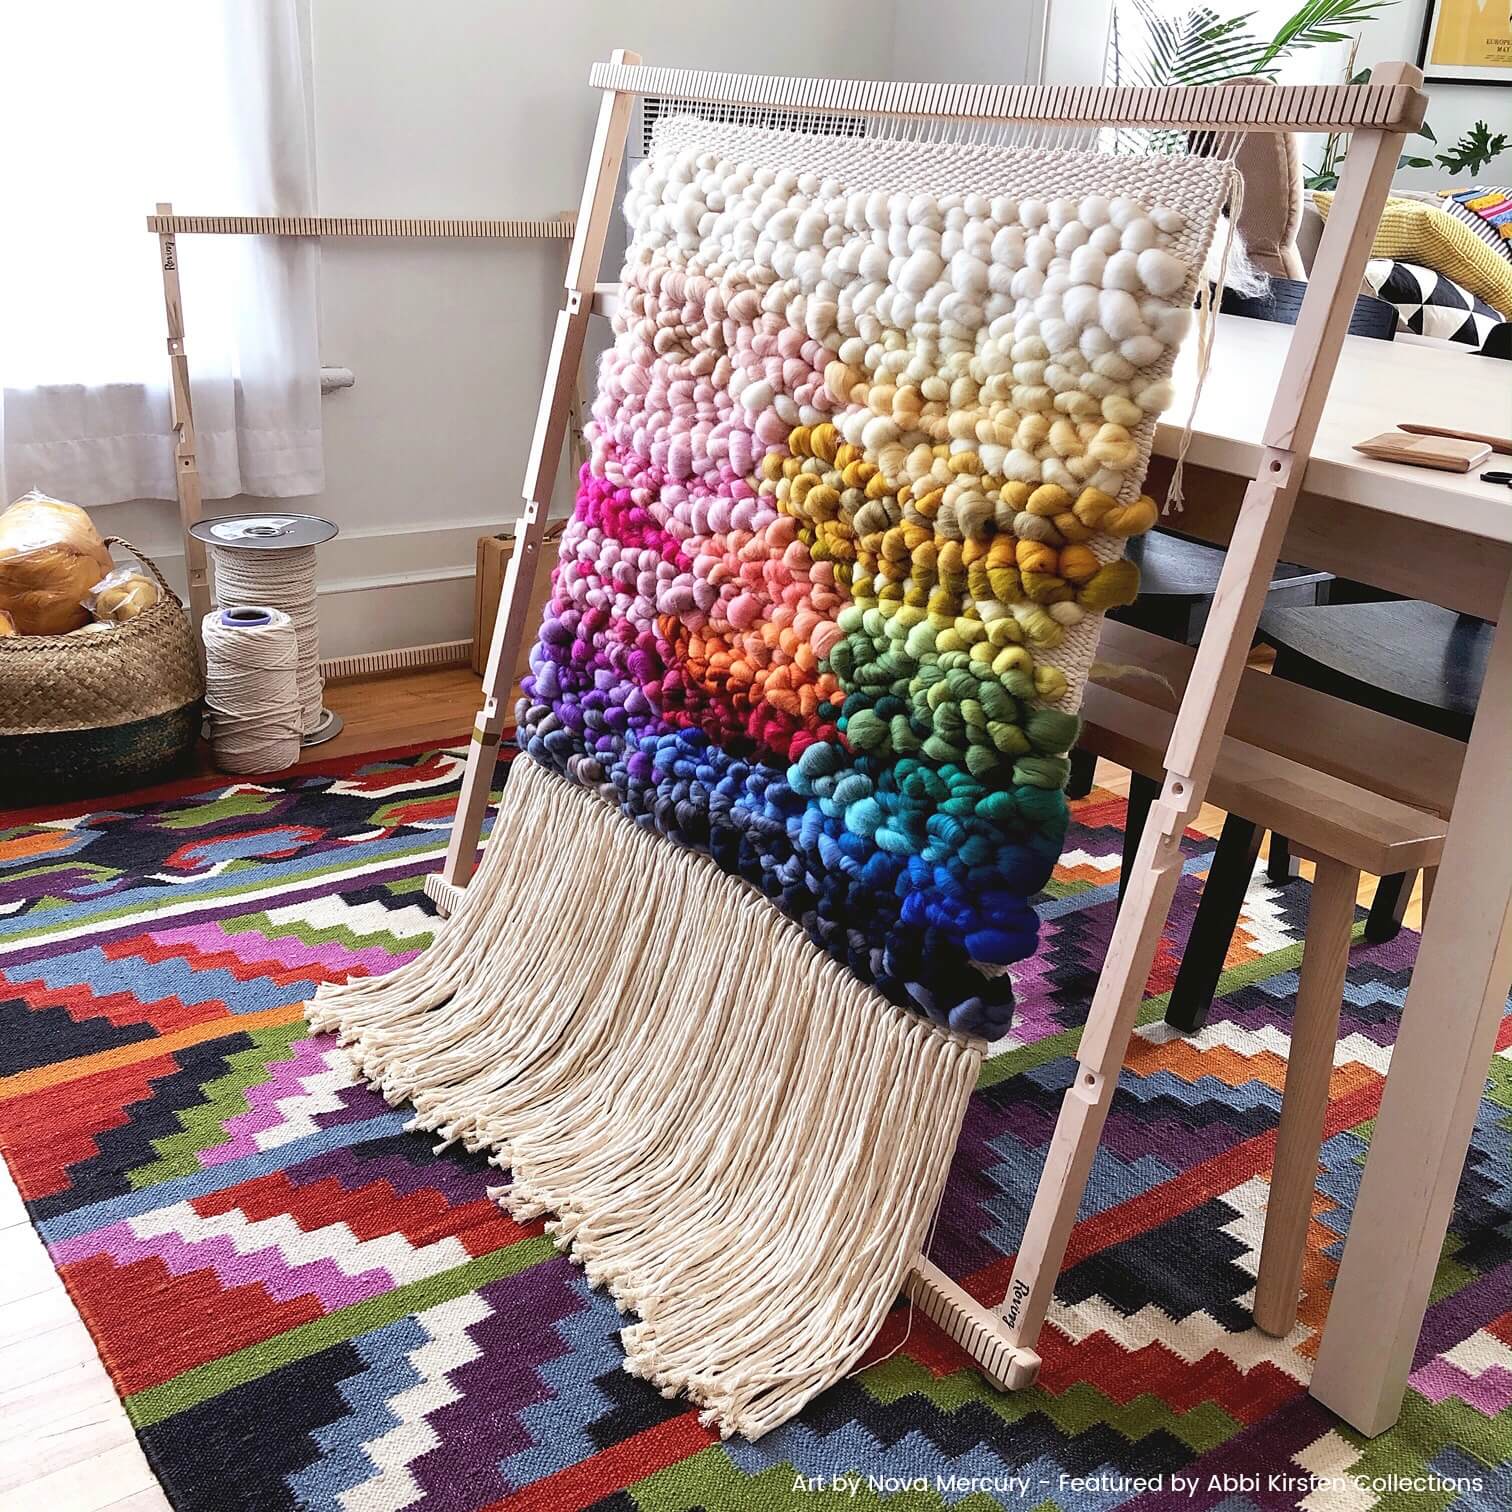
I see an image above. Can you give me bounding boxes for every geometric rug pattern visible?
[2,742,1508,1510]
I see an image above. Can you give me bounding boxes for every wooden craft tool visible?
[1354,430,1492,472]
[1397,422,1512,456]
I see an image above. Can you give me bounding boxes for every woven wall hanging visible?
[314,114,1245,1437]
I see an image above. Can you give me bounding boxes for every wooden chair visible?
[1078,620,1461,1335]
[1064,535,1329,800]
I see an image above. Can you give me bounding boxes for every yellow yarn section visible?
[1314,192,1512,315]
[763,420,1157,691]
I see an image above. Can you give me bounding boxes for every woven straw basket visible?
[1,537,204,804]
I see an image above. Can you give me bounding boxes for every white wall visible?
[306,0,907,656]
[1041,0,1111,86]
[890,0,1044,83]
[98,0,899,658]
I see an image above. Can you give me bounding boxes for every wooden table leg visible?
[1309,580,1512,1435]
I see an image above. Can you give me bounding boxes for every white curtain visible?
[0,1,322,506]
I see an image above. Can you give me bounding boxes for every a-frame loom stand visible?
[427,52,1428,1423]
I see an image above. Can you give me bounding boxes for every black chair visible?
[1220,276,1399,342]
[1259,600,1487,931]
[1065,533,1331,799]
[1161,601,1489,1034]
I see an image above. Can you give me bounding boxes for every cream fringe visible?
[307,757,986,1440]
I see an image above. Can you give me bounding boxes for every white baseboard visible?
[93,508,516,658]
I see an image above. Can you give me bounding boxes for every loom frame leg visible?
[432,48,640,907]
[988,89,1415,1369]
[903,1258,1041,1390]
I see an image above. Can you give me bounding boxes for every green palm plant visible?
[1107,0,1397,89]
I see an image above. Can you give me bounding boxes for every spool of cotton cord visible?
[202,606,303,773]
[207,541,323,731]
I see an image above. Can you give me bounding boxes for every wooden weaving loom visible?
[422,54,1427,1425]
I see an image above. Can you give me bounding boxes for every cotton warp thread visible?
[207,542,324,731]
[202,606,303,773]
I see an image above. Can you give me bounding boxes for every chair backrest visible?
[1221,276,1398,340]
[1093,619,1464,816]
[1223,77,1307,280]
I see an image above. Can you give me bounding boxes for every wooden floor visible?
[0,663,1426,1508]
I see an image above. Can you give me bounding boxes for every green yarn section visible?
[829,602,1081,783]
[127,1018,310,1188]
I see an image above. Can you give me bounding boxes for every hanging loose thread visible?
[207,543,324,731]
[202,606,302,773]
[1164,164,1245,514]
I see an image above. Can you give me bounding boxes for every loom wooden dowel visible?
[144,214,576,239]
[1252,857,1359,1338]
[154,200,211,644]
[585,65,1425,132]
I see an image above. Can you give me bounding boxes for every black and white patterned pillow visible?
[1363,258,1507,347]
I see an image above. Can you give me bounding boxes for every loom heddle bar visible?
[586,63,1425,133]
[145,214,577,238]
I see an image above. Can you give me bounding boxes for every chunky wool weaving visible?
[312,125,1238,1437]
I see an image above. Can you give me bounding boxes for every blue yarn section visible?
[517,695,1069,1037]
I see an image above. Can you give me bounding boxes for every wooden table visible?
[1149,314,1512,1436]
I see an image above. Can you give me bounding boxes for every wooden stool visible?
[1078,622,1461,1336]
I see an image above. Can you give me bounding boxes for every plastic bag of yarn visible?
[0,489,113,635]
[84,562,161,624]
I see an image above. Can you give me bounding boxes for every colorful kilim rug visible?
[1,743,1508,1511]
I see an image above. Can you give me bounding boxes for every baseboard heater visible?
[319,639,472,684]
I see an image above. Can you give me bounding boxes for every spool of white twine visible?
[208,543,324,732]
[202,606,303,773]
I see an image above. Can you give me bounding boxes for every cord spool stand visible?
[188,512,343,746]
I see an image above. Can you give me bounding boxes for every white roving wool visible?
[209,544,324,731]
[202,607,303,773]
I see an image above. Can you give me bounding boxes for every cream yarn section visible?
[202,607,303,773]
[308,758,985,1440]
[632,122,1238,710]
[209,545,324,732]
